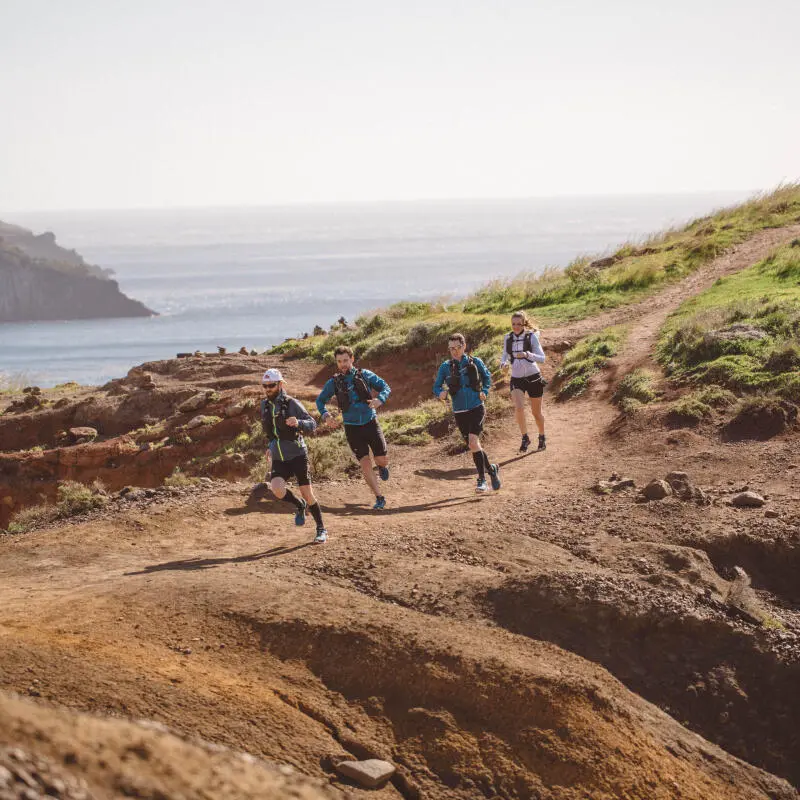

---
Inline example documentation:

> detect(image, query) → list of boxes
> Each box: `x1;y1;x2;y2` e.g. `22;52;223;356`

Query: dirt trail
1;228;800;798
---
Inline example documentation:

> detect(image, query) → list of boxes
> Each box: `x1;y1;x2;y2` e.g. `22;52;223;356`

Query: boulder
68;427;98;444
179;392;212;413
593;478;635;494
731;491;765;508
642;479;672;501
224;402;248;418
705;323;768;344
186;415;215;430
335;759;395;789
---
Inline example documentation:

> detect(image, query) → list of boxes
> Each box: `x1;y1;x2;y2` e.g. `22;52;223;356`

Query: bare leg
530;396;545;435
374;454;389;467
360;456;380;497
514;405;528;436
298;485;317;505
468;433;482;453
270;477;287;499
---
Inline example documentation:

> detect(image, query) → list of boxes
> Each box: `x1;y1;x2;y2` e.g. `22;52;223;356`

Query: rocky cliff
0;220;154;322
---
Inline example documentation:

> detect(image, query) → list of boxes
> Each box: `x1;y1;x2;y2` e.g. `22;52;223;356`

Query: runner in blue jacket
317;345;392;509
433;332;501;492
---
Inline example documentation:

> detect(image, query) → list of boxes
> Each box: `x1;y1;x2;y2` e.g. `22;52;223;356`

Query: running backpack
506;331;533;357
261;395;300;441
333;369;372;412
447;357;481;395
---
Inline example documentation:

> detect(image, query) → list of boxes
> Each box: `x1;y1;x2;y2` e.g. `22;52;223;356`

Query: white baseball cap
261;368;284;384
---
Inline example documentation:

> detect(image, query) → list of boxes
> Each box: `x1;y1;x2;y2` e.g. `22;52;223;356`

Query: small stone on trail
642;479;672;501
731;491;765;508
335;759;396;789
765;509;779;518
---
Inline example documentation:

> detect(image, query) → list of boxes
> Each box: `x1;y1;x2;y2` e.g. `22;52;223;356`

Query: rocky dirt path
2;228;800;799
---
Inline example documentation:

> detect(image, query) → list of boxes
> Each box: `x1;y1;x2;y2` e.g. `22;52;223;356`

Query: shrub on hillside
694;385;737;408
613;369;657;405
306;430;350;479
5;480;108;535
554;329;623;400
665;397;713;427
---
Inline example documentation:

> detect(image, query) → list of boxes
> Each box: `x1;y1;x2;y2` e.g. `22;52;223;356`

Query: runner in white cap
259;368;328;543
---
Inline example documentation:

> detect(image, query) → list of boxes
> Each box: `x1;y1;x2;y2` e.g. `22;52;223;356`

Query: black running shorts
454;404;486;440
344;418;388;460
270;454;311;486
510;374;546;399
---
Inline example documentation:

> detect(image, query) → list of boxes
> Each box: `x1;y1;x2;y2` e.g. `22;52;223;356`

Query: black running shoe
538;434;546;451
488;464;502;491
519;433;531;453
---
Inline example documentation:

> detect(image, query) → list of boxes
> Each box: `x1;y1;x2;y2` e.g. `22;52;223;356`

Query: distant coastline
0;220;154;324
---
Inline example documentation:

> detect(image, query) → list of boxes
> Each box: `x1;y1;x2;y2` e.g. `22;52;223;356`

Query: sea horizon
1;191;751;388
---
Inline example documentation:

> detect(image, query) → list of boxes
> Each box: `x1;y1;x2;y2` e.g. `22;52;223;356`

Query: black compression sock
481;451;492;471
283;489;304;510
308;502;324;527
472;451;486;479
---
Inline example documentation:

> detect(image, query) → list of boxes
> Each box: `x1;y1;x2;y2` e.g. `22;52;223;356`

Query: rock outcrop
0;220;154;322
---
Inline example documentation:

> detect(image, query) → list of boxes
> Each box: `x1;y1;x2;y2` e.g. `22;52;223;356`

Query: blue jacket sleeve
289;398;316;433
316;379;335;417
364;370;391;405
433;363;448;397
475;357;491;395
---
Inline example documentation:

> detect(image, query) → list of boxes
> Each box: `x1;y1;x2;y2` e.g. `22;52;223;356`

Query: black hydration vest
333;369;372;412
447;357;481;395
506;331;533;358
262;395;299;441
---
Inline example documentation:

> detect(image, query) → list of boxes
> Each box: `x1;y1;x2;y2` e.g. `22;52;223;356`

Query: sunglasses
263;382;279;389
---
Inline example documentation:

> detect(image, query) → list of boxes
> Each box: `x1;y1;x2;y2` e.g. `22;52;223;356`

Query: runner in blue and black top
317;345;392;510
433;332;501;493
259;368;328;544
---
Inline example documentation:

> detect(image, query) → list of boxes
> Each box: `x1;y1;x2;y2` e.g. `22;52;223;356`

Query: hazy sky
2;0;798;211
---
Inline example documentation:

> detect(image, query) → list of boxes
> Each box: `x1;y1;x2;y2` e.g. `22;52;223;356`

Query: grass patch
555;328;624;400
666;397;714;427
164;467;202;488
306;430;350;479
657;240;800;400
5;480;108;534
270;304;508;366
613;369;657;406
463;184;800;319
381;400;452;445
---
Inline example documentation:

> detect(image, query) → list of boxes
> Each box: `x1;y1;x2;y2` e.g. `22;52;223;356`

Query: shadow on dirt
329;497;482;516
124;543;314;575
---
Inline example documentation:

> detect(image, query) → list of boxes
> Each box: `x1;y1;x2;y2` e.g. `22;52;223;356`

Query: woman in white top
500;310;547;452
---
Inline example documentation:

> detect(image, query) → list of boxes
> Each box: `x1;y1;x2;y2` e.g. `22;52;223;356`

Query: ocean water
1;193;747;387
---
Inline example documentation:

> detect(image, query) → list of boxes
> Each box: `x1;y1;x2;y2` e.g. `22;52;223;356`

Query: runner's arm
288;399;317;433
475;357;492;395
365;370;391;404
525;333;546;364
433;363;448;397
315;380;335;419
500;334;510;367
